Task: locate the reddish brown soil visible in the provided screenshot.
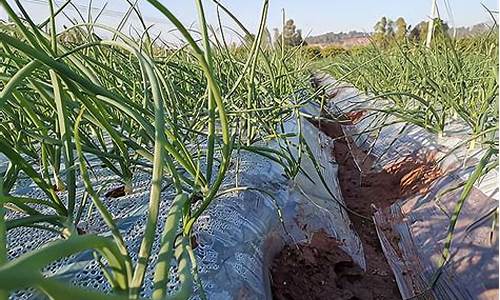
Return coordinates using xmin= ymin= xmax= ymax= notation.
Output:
xmin=270 ymin=118 xmax=441 ymax=300
xmin=104 ymin=185 xmax=126 ymax=198
xmin=345 ymin=110 xmax=367 ymax=125
xmin=52 ymin=184 xmax=64 ymax=192
xmin=271 ymin=230 xmax=373 ymax=300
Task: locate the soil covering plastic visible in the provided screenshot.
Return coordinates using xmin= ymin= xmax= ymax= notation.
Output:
xmin=3 ymin=72 xmax=497 ymax=300
xmin=5 ymin=109 xmax=364 ymax=300
xmin=315 ymin=73 xmax=498 ymax=300
xmin=270 ymin=117 xmax=442 ymax=300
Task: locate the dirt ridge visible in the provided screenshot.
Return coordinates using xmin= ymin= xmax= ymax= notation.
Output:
xmin=270 ymin=118 xmax=441 ymax=300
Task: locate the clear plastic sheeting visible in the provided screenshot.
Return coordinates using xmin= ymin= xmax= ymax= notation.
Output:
xmin=316 ymin=72 xmax=498 ymax=300
xmin=4 ymin=109 xmax=363 ymax=300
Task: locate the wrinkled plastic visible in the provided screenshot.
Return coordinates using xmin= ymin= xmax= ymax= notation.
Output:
xmin=4 ymin=107 xmax=363 ymax=300
xmin=317 ymin=72 xmax=498 ymax=300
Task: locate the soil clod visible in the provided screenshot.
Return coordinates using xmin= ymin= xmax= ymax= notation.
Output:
xmin=271 ymin=230 xmax=389 ymax=300
xmin=105 ymin=185 xmax=126 ymax=198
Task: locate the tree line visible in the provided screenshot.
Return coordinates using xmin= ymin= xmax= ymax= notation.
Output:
xmin=373 ymin=16 xmax=451 ymax=46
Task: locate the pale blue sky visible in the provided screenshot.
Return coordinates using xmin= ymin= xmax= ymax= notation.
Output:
xmin=1 ymin=0 xmax=497 ymax=40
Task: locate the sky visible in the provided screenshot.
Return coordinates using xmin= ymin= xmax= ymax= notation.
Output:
xmin=0 ymin=0 xmax=498 ymax=41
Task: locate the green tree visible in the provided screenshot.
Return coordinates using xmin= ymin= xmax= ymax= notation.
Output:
xmin=434 ymin=18 xmax=450 ymax=38
xmin=295 ymin=29 xmax=305 ymax=46
xmin=275 ymin=19 xmax=305 ymax=47
xmin=373 ymin=16 xmax=399 ymax=46
xmin=373 ymin=16 xmax=387 ymax=44
xmin=409 ymin=19 xmax=449 ymax=43
xmin=386 ymin=19 xmax=395 ymax=38
xmin=395 ymin=17 xmax=408 ymax=40
xmin=409 ymin=21 xmax=426 ymax=41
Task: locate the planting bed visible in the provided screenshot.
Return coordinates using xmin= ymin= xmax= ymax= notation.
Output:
xmin=3 ymin=113 xmax=367 ymax=300
xmin=0 ymin=1 xmax=497 ymax=298
xmin=307 ymin=73 xmax=498 ymax=300
xmin=270 ymin=117 xmax=442 ymax=300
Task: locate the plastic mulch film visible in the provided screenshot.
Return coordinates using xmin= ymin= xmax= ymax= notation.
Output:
xmin=316 ymin=72 xmax=498 ymax=300
xmin=3 ymin=108 xmax=363 ymax=300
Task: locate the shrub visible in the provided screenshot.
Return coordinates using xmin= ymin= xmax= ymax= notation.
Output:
xmin=320 ymin=45 xmax=347 ymax=57
xmin=303 ymin=45 xmax=322 ymax=59
xmin=346 ymin=45 xmax=369 ymax=56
